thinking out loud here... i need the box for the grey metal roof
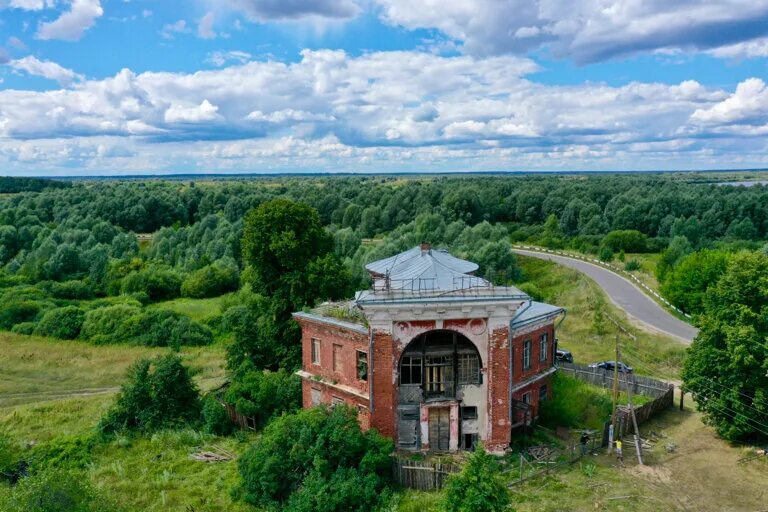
[511,301,564,327]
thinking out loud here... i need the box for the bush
[517,283,544,302]
[80,304,140,342]
[0,434,23,484]
[224,368,302,429]
[98,355,201,436]
[46,280,94,300]
[0,300,42,330]
[120,266,181,301]
[202,394,234,436]
[34,307,85,340]
[181,261,239,298]
[624,259,641,272]
[10,322,36,335]
[602,230,649,253]
[0,468,115,512]
[598,246,614,262]
[443,444,512,512]
[236,406,392,510]
[539,373,612,430]
[29,435,95,472]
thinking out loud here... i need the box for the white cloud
[375,0,768,62]
[6,0,54,10]
[160,19,189,39]
[197,12,216,39]
[36,0,103,42]
[206,50,251,66]
[165,100,221,123]
[8,56,83,85]
[215,0,360,21]
[0,50,767,173]
[708,38,768,59]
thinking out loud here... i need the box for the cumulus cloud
[376,0,768,62]
[8,55,83,85]
[708,38,768,59]
[0,50,766,173]
[214,0,360,21]
[36,0,103,42]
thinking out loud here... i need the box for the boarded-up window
[400,356,422,384]
[458,353,480,384]
[539,333,548,362]
[332,344,342,372]
[310,387,322,405]
[523,340,532,370]
[311,338,320,365]
[356,350,368,381]
[461,406,478,419]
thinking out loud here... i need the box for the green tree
[660,250,730,315]
[443,444,512,512]
[98,354,201,436]
[34,306,85,340]
[682,251,768,441]
[236,406,392,510]
[656,236,692,282]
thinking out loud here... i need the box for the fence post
[519,453,524,483]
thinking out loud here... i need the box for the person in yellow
[615,440,624,463]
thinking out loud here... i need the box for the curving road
[513,249,699,344]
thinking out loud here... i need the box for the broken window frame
[457,352,480,384]
[356,350,368,381]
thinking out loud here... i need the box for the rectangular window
[523,340,532,370]
[539,385,548,402]
[457,353,480,384]
[539,333,548,362]
[522,391,532,405]
[425,355,453,395]
[332,344,342,373]
[310,387,322,405]
[331,396,344,407]
[356,350,368,381]
[311,338,320,365]
[400,356,422,385]
[461,406,478,420]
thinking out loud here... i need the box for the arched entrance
[396,330,483,451]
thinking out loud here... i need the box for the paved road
[513,249,699,344]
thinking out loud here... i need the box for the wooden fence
[392,458,459,491]
[558,362,671,398]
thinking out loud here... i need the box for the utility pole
[609,335,620,454]
[624,362,644,465]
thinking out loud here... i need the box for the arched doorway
[397,330,483,451]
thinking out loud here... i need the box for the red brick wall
[511,323,555,382]
[297,317,369,395]
[302,380,371,430]
[370,330,397,439]
[486,324,511,450]
[512,374,553,419]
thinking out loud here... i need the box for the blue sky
[1,0,768,175]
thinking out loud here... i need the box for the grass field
[148,295,230,323]
[517,256,686,379]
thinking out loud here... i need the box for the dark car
[555,348,573,363]
[588,360,633,373]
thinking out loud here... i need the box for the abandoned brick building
[293,244,564,453]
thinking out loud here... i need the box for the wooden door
[428,408,450,451]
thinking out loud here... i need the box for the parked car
[588,361,633,373]
[555,348,573,363]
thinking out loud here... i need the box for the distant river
[715,180,768,187]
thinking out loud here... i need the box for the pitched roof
[511,301,564,327]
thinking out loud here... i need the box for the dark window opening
[540,385,548,401]
[356,350,368,381]
[400,356,422,384]
[461,406,478,420]
[463,433,478,450]
[522,391,532,405]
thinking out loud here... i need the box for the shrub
[29,435,95,472]
[598,246,613,262]
[98,355,201,436]
[443,444,512,512]
[34,307,85,340]
[47,280,94,300]
[0,300,42,330]
[120,266,181,301]
[602,230,649,253]
[517,283,544,302]
[80,304,140,342]
[181,261,239,298]
[539,373,612,430]
[224,368,301,430]
[10,322,36,335]
[0,434,23,484]
[0,468,115,512]
[236,406,392,510]
[624,259,641,272]
[202,394,234,436]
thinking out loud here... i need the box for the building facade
[294,244,563,453]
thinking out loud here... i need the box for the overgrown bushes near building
[443,444,512,512]
[0,468,116,512]
[235,406,393,511]
[223,367,302,430]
